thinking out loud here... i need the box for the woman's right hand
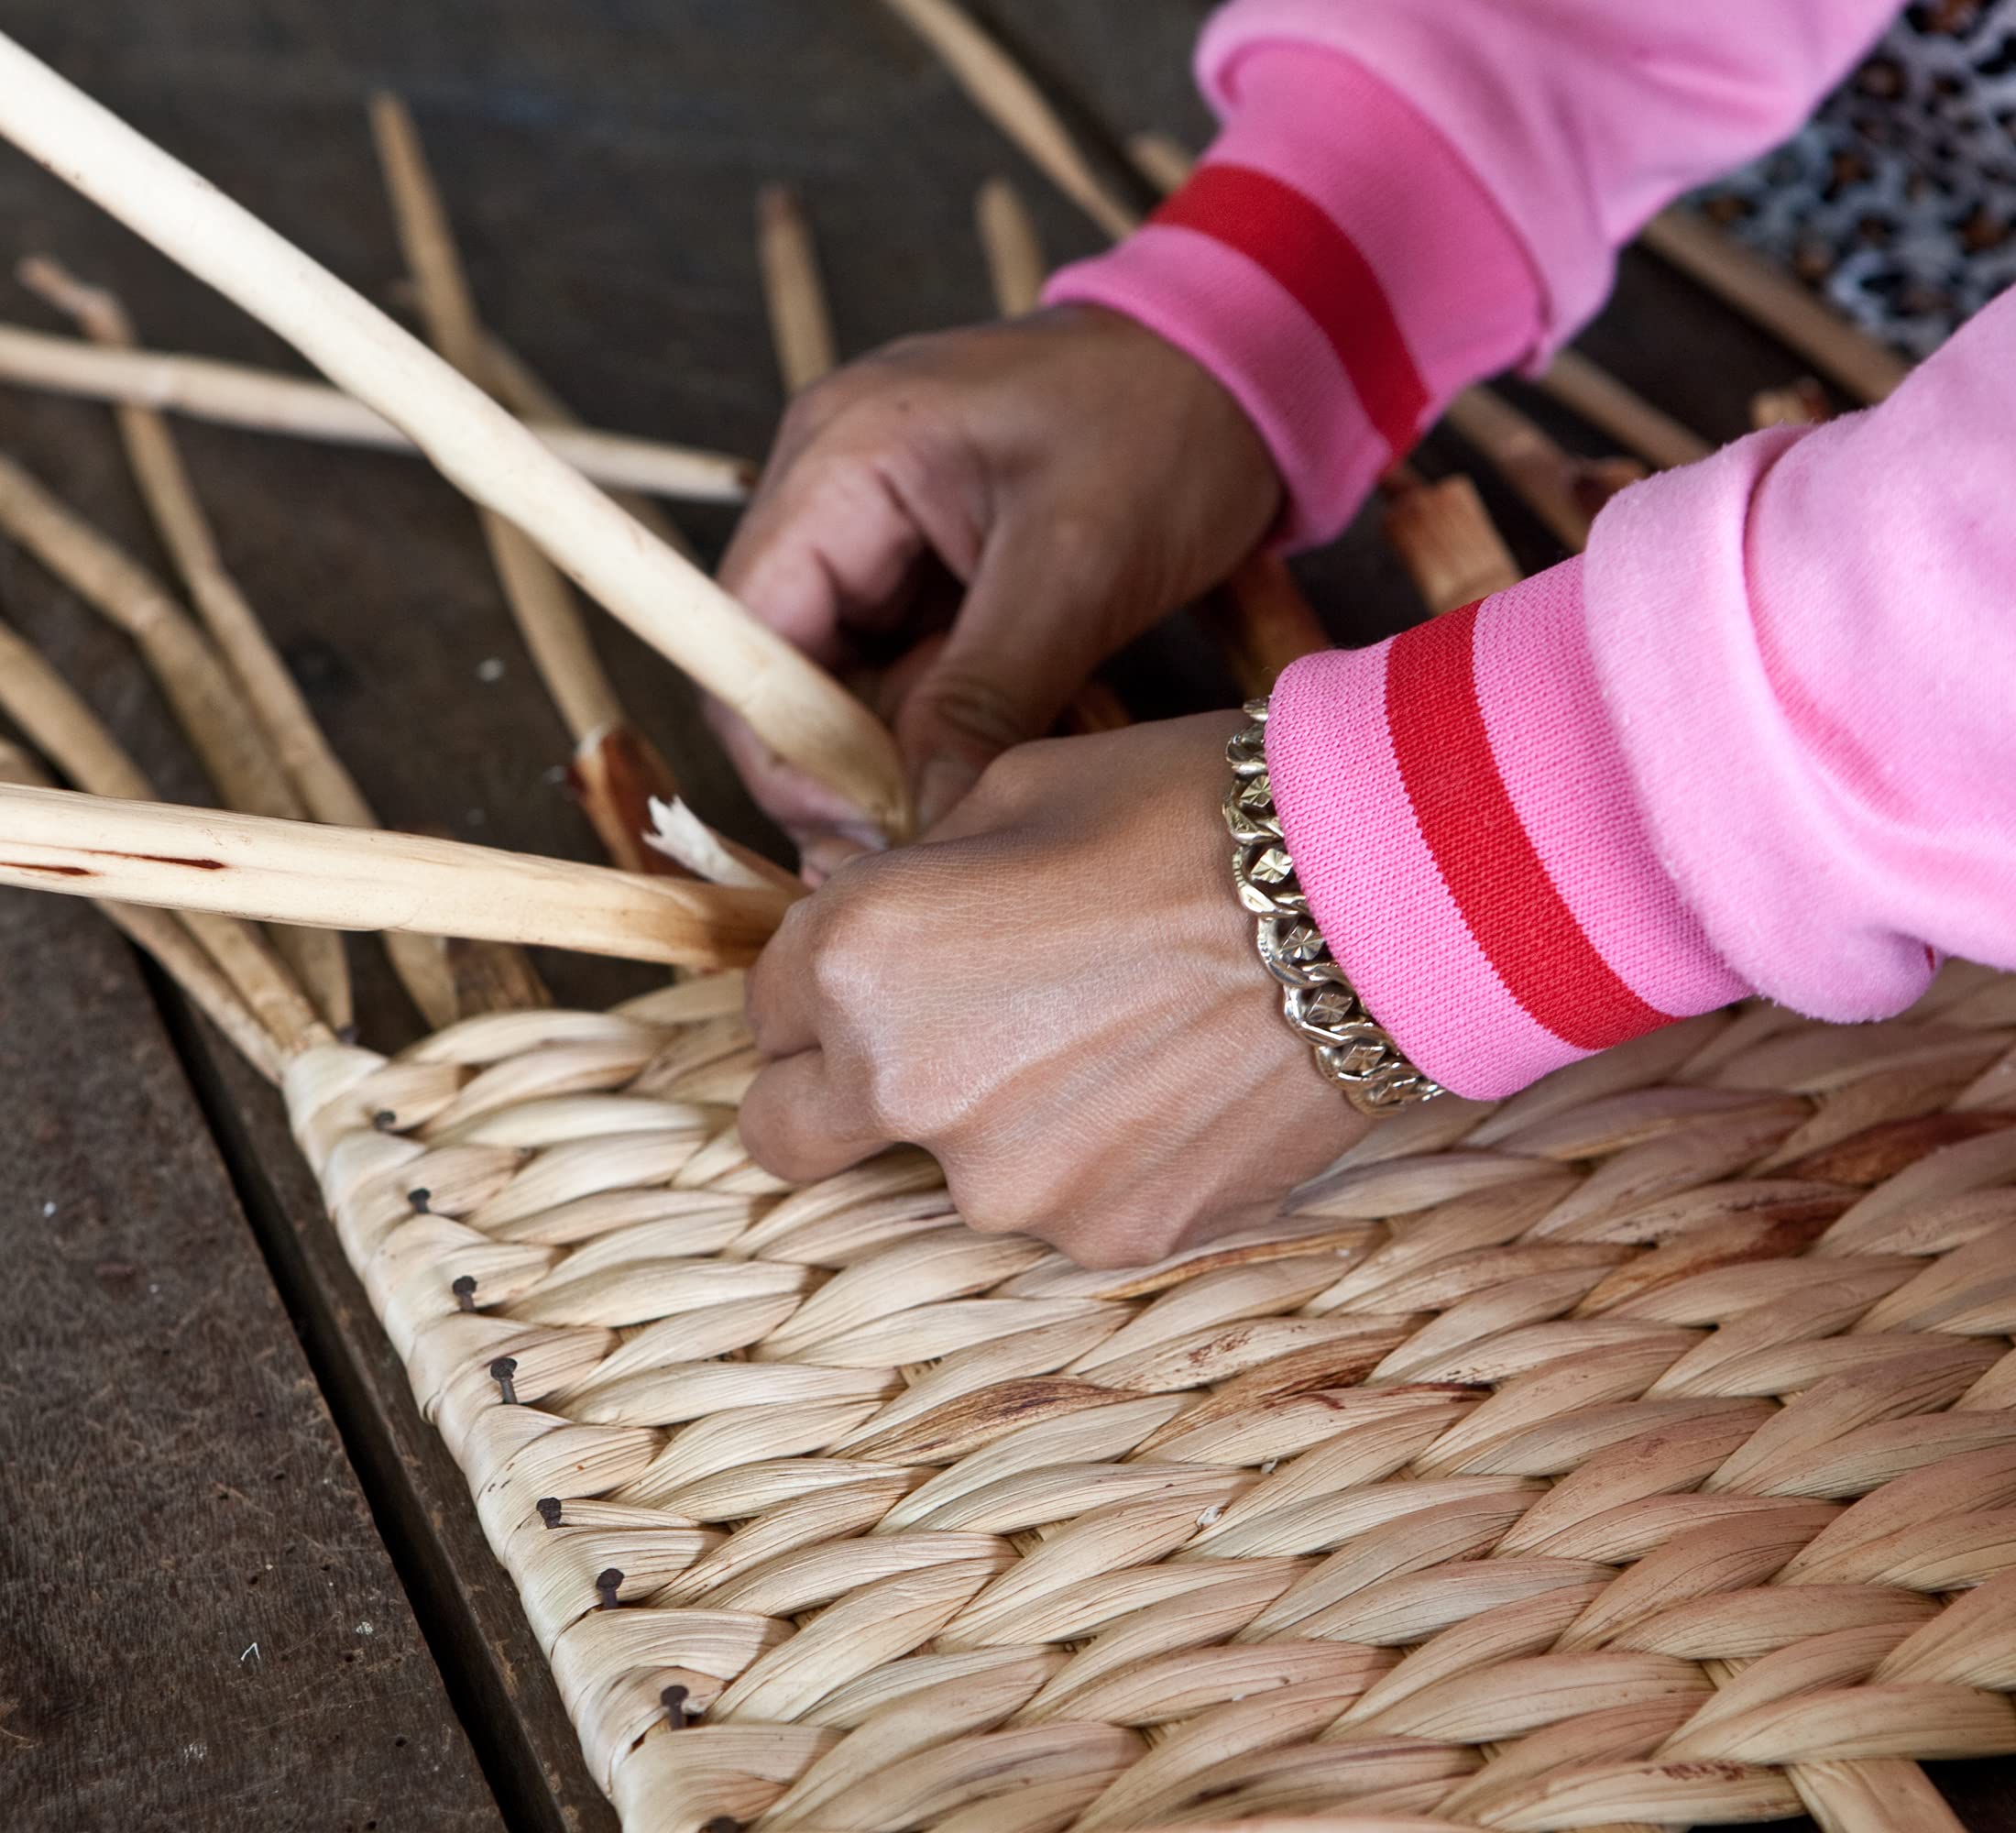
[710,303,1283,870]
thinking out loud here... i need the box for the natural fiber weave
[283,956,2016,1833]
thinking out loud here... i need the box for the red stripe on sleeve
[1386,600,1673,1051]
[1150,163,1429,458]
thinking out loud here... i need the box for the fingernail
[916,758,980,832]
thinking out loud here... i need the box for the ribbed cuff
[1264,561,1749,1100]
[1043,42,1540,546]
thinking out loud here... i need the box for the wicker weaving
[0,16,2013,1833]
[276,959,2016,1833]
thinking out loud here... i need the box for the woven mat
[282,957,2016,1833]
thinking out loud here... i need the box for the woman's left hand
[738,713,1372,1269]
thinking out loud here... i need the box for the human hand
[711,305,1282,873]
[737,713,1370,1269]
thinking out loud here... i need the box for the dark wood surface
[0,892,499,1830]
[0,2,2008,1830]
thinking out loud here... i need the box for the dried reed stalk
[1641,209,1912,405]
[370,91,619,750]
[1199,557,1332,700]
[0,319,755,502]
[14,255,462,1030]
[0,739,284,1079]
[757,185,841,398]
[368,92,685,899]
[1380,466,1524,616]
[1124,131,1196,201]
[466,331,697,879]
[0,620,324,1059]
[1443,389,1645,552]
[875,0,1140,240]
[0,446,353,1028]
[1536,349,1714,471]
[975,178,1046,317]
[0,30,909,833]
[0,782,793,969]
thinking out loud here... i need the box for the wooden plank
[0,886,499,1830]
[0,5,2005,1833]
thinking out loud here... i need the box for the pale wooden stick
[0,619,325,1057]
[1640,208,1912,404]
[1443,387,1645,552]
[370,93,622,748]
[875,0,1140,240]
[1537,348,1715,470]
[0,741,284,1081]
[0,32,909,833]
[975,178,1047,317]
[17,261,460,1027]
[0,782,794,969]
[758,185,840,398]
[477,329,700,560]
[1124,131,1196,199]
[1380,466,1524,616]
[0,446,353,1028]
[1751,378,1831,430]
[0,320,753,502]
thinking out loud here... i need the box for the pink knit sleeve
[1268,292,2016,1099]
[1045,43,1541,547]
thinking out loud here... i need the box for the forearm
[1046,0,1895,544]
[1271,288,2016,1099]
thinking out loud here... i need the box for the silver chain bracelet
[1224,699,1443,1116]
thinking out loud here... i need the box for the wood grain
[0,887,499,1831]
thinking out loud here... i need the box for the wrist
[1044,44,1540,548]
[1225,699,1441,1115]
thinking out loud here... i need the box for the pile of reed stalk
[0,15,1985,1833]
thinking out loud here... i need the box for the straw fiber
[283,955,2016,1833]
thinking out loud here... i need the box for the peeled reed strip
[0,739,283,1079]
[1640,208,1912,405]
[1535,349,1714,471]
[0,31,909,834]
[0,320,753,503]
[875,0,1139,241]
[1442,389,1645,552]
[1380,466,1523,616]
[13,256,466,1032]
[0,620,324,1058]
[758,186,841,398]
[0,781,792,968]
[0,446,353,1028]
[975,178,1047,318]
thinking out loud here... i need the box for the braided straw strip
[273,957,2016,1833]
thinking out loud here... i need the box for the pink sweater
[1046,0,2016,1100]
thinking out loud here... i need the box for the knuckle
[908,669,1035,760]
